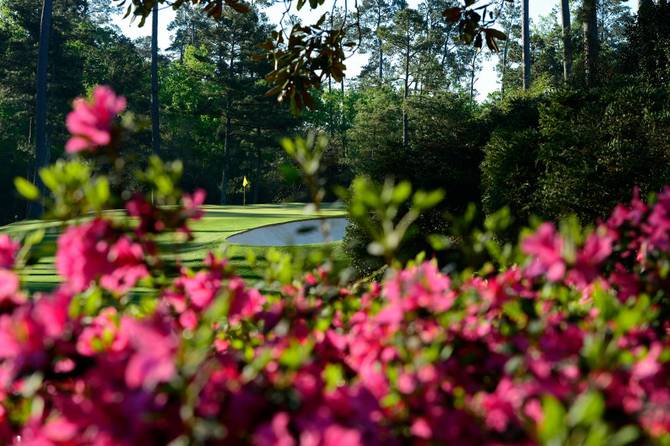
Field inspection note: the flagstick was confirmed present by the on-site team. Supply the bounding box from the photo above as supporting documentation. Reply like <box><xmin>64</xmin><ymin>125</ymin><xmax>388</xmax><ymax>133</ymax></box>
<box><xmin>243</xmin><ymin>186</ymin><xmax>246</xmax><ymax>206</ymax></box>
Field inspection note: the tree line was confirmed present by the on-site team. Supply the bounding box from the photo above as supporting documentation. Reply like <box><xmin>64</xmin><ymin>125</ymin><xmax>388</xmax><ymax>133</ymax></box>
<box><xmin>1</xmin><ymin>0</ymin><xmax>669</xmax><ymax>233</ymax></box>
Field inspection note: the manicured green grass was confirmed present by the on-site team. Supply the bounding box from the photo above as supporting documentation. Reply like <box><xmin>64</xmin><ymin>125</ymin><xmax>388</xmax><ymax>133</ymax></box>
<box><xmin>1</xmin><ymin>203</ymin><xmax>346</xmax><ymax>293</ymax></box>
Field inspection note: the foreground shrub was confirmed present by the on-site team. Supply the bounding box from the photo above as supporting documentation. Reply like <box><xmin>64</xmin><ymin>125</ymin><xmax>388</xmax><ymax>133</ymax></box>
<box><xmin>1</xmin><ymin>87</ymin><xmax>670</xmax><ymax>445</ymax></box>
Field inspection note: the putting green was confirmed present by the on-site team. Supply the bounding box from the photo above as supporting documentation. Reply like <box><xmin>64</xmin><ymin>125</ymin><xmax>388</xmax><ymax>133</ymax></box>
<box><xmin>1</xmin><ymin>203</ymin><xmax>347</xmax><ymax>293</ymax></box>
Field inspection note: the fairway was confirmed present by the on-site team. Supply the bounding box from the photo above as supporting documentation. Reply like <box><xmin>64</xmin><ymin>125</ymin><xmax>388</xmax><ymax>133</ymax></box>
<box><xmin>1</xmin><ymin>203</ymin><xmax>346</xmax><ymax>293</ymax></box>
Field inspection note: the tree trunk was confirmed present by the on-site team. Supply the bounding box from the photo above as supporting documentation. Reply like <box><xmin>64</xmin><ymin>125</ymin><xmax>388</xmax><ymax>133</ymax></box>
<box><xmin>501</xmin><ymin>37</ymin><xmax>509</xmax><ymax>97</ymax></box>
<box><xmin>402</xmin><ymin>26</ymin><xmax>410</xmax><ymax>148</ymax></box>
<box><xmin>441</xmin><ymin>38</ymin><xmax>449</xmax><ymax>70</ymax></box>
<box><xmin>151</xmin><ymin>2</ymin><xmax>161</xmax><ymax>155</ymax></box>
<box><xmin>219</xmin><ymin>101</ymin><xmax>233</xmax><ymax>205</ymax></box>
<box><xmin>582</xmin><ymin>0</ymin><xmax>599</xmax><ymax>85</ymax></box>
<box><xmin>340</xmin><ymin>79</ymin><xmax>347</xmax><ymax>157</ymax></box>
<box><xmin>560</xmin><ymin>0</ymin><xmax>573</xmax><ymax>82</ymax></box>
<box><xmin>253</xmin><ymin>128</ymin><xmax>261</xmax><ymax>204</ymax></box>
<box><xmin>328</xmin><ymin>12</ymin><xmax>334</xmax><ymax>136</ymax></box>
<box><xmin>219</xmin><ymin>162</ymin><xmax>228</xmax><ymax>205</ymax></box>
<box><xmin>30</xmin><ymin>0</ymin><xmax>53</xmax><ymax>218</ymax></box>
<box><xmin>522</xmin><ymin>0</ymin><xmax>531</xmax><ymax>90</ymax></box>
<box><xmin>377</xmin><ymin>6</ymin><xmax>383</xmax><ymax>81</ymax></box>
<box><xmin>220</xmin><ymin>42</ymin><xmax>236</xmax><ymax>205</ymax></box>
<box><xmin>220</xmin><ymin>110</ymin><xmax>232</xmax><ymax>205</ymax></box>
<box><xmin>469</xmin><ymin>51</ymin><xmax>477</xmax><ymax>101</ymax></box>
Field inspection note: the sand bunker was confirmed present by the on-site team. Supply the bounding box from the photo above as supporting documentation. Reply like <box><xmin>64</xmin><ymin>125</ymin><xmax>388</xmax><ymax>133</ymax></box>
<box><xmin>226</xmin><ymin>217</ymin><xmax>348</xmax><ymax>247</ymax></box>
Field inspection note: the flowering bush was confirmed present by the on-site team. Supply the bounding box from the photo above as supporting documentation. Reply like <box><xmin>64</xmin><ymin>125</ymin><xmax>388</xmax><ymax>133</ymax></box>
<box><xmin>1</xmin><ymin>87</ymin><xmax>670</xmax><ymax>445</ymax></box>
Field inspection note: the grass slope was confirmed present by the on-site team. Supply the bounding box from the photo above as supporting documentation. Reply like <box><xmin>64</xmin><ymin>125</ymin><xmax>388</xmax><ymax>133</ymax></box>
<box><xmin>1</xmin><ymin>203</ymin><xmax>346</xmax><ymax>293</ymax></box>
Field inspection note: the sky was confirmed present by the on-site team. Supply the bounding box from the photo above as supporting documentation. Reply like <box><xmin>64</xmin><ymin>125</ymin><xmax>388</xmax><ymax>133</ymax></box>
<box><xmin>111</xmin><ymin>0</ymin><xmax>638</xmax><ymax>100</ymax></box>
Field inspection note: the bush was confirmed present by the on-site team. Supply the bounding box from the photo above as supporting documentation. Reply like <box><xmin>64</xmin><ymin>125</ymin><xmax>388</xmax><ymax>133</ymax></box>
<box><xmin>481</xmin><ymin>93</ymin><xmax>543</xmax><ymax>225</ymax></box>
<box><xmin>537</xmin><ymin>84</ymin><xmax>670</xmax><ymax>221</ymax></box>
<box><xmin>345</xmin><ymin>92</ymin><xmax>486</xmax><ymax>275</ymax></box>
<box><xmin>481</xmin><ymin>83</ymin><xmax>670</xmax><ymax>225</ymax></box>
<box><xmin>3</xmin><ymin>86</ymin><xmax>670</xmax><ymax>445</ymax></box>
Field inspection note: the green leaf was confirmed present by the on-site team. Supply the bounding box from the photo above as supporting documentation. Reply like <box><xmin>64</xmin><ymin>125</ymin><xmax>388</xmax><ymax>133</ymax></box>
<box><xmin>85</xmin><ymin>177</ymin><xmax>111</xmax><ymax>209</ymax></box>
<box><xmin>539</xmin><ymin>395</ymin><xmax>567</xmax><ymax>445</ymax></box>
<box><xmin>428</xmin><ymin>234</ymin><xmax>452</xmax><ymax>251</ymax></box>
<box><xmin>323</xmin><ymin>363</ymin><xmax>345</xmax><ymax>390</ymax></box>
<box><xmin>95</xmin><ymin>178</ymin><xmax>111</xmax><ymax>205</ymax></box>
<box><xmin>568</xmin><ymin>391</ymin><xmax>605</xmax><ymax>426</ymax></box>
<box><xmin>14</xmin><ymin>177</ymin><xmax>40</xmax><ymax>201</ymax></box>
<box><xmin>39</xmin><ymin>168</ymin><xmax>59</xmax><ymax>191</ymax></box>
<box><xmin>279</xmin><ymin>341</ymin><xmax>313</xmax><ymax>369</ymax></box>
<box><xmin>24</xmin><ymin>228</ymin><xmax>45</xmax><ymax>247</ymax></box>
<box><xmin>412</xmin><ymin>189</ymin><xmax>445</xmax><ymax>210</ymax></box>
<box><xmin>392</xmin><ymin>181</ymin><xmax>412</xmax><ymax>204</ymax></box>
<box><xmin>609</xmin><ymin>426</ymin><xmax>639</xmax><ymax>446</ymax></box>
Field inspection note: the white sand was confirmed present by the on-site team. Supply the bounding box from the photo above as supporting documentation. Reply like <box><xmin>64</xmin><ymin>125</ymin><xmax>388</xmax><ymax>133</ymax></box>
<box><xmin>226</xmin><ymin>217</ymin><xmax>349</xmax><ymax>247</ymax></box>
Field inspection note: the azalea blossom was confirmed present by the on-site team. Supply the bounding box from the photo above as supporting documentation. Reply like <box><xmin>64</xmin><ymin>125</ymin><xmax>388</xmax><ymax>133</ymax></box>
<box><xmin>0</xmin><ymin>235</ymin><xmax>19</xmax><ymax>270</ymax></box>
<box><xmin>77</xmin><ymin>307</ymin><xmax>128</xmax><ymax>356</ymax></box>
<box><xmin>65</xmin><ymin>85</ymin><xmax>126</xmax><ymax>153</ymax></box>
<box><xmin>56</xmin><ymin>219</ymin><xmax>148</xmax><ymax>293</ymax></box>
<box><xmin>0</xmin><ymin>270</ymin><xmax>20</xmax><ymax>304</ymax></box>
<box><xmin>522</xmin><ymin>222</ymin><xmax>566</xmax><ymax>281</ymax></box>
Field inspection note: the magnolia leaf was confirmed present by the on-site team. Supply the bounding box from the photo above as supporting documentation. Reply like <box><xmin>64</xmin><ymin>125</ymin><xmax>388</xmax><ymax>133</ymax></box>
<box><xmin>443</xmin><ymin>7</ymin><xmax>461</xmax><ymax>22</ymax></box>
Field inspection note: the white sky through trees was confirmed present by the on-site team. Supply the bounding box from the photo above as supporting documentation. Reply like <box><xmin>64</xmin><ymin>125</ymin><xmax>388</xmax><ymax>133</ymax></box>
<box><xmin>112</xmin><ymin>0</ymin><xmax>638</xmax><ymax>100</ymax></box>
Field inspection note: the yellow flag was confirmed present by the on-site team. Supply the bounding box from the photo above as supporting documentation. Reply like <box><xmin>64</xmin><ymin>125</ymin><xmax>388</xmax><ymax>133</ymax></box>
<box><xmin>243</xmin><ymin>176</ymin><xmax>250</xmax><ymax>188</ymax></box>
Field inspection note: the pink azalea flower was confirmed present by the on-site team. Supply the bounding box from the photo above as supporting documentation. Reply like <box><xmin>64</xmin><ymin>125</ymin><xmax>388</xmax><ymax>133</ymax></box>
<box><xmin>567</xmin><ymin>229</ymin><xmax>614</xmax><ymax>288</ymax></box>
<box><xmin>182</xmin><ymin>188</ymin><xmax>206</xmax><ymax>221</ymax></box>
<box><xmin>0</xmin><ymin>235</ymin><xmax>19</xmax><ymax>269</ymax></box>
<box><xmin>32</xmin><ymin>288</ymin><xmax>71</xmax><ymax>338</ymax></box>
<box><xmin>125</xmin><ymin>347</ymin><xmax>176</xmax><ymax>389</ymax></box>
<box><xmin>56</xmin><ymin>219</ymin><xmax>148</xmax><ymax>293</ymax></box>
<box><xmin>65</xmin><ymin>85</ymin><xmax>126</xmax><ymax>153</ymax></box>
<box><xmin>378</xmin><ymin>262</ymin><xmax>454</xmax><ymax>326</ymax></box>
<box><xmin>607</xmin><ymin>187</ymin><xmax>647</xmax><ymax>229</ymax></box>
<box><xmin>632</xmin><ymin>343</ymin><xmax>662</xmax><ymax>381</ymax></box>
<box><xmin>15</xmin><ymin>416</ymin><xmax>79</xmax><ymax>445</ymax></box>
<box><xmin>0</xmin><ymin>315</ymin><xmax>23</xmax><ymax>360</ymax></box>
<box><xmin>609</xmin><ymin>263</ymin><xmax>639</xmax><ymax>301</ymax></box>
<box><xmin>122</xmin><ymin>316</ymin><xmax>177</xmax><ymax>389</ymax></box>
<box><xmin>481</xmin><ymin>393</ymin><xmax>515</xmax><ymax>432</ymax></box>
<box><xmin>178</xmin><ymin>309</ymin><xmax>198</xmax><ymax>330</ymax></box>
<box><xmin>524</xmin><ymin>399</ymin><xmax>543</xmax><ymax>423</ymax></box>
<box><xmin>311</xmin><ymin>424</ymin><xmax>363</xmax><ymax>446</ymax></box>
<box><xmin>539</xmin><ymin>324</ymin><xmax>584</xmax><ymax>362</ymax></box>
<box><xmin>77</xmin><ymin>308</ymin><xmax>128</xmax><ymax>356</ymax></box>
<box><xmin>228</xmin><ymin>278</ymin><xmax>265</xmax><ymax>323</ymax></box>
<box><xmin>254</xmin><ymin>412</ymin><xmax>296</xmax><ymax>446</ymax></box>
<box><xmin>56</xmin><ymin>219</ymin><xmax>114</xmax><ymax>292</ymax></box>
<box><xmin>410</xmin><ymin>417</ymin><xmax>432</xmax><ymax>439</ymax></box>
<box><xmin>0</xmin><ymin>270</ymin><xmax>21</xmax><ymax>305</ymax></box>
<box><xmin>99</xmin><ymin>236</ymin><xmax>149</xmax><ymax>293</ymax></box>
<box><xmin>125</xmin><ymin>193</ymin><xmax>166</xmax><ymax>235</ymax></box>
<box><xmin>0</xmin><ymin>308</ymin><xmax>48</xmax><ymax>372</ymax></box>
<box><xmin>522</xmin><ymin>223</ymin><xmax>566</xmax><ymax>281</ymax></box>
<box><xmin>396</xmin><ymin>372</ymin><xmax>416</xmax><ymax>394</ymax></box>
<box><xmin>182</xmin><ymin>270</ymin><xmax>221</xmax><ymax>309</ymax></box>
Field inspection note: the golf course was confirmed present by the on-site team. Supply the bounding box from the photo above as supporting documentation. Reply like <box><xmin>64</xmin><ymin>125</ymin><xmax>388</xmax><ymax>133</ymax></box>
<box><xmin>1</xmin><ymin>203</ymin><xmax>347</xmax><ymax>293</ymax></box>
